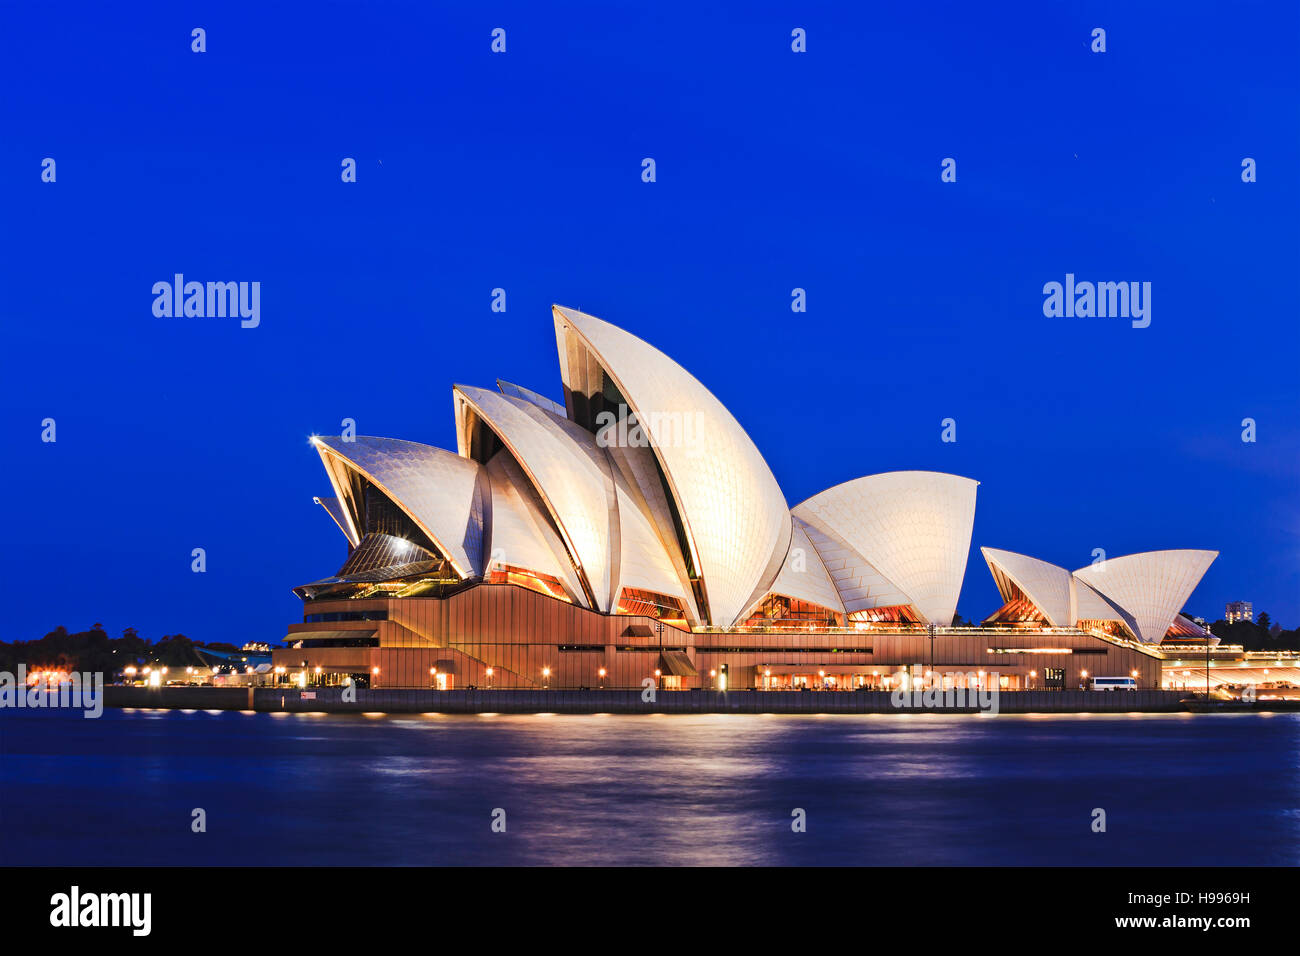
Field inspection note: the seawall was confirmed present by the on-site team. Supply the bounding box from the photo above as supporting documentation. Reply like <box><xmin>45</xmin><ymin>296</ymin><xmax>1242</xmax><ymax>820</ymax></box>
<box><xmin>103</xmin><ymin>685</ymin><xmax>1190</xmax><ymax>714</ymax></box>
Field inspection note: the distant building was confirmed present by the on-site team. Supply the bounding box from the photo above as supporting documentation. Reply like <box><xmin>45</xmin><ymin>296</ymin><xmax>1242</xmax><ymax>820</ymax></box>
<box><xmin>1225</xmin><ymin>601</ymin><xmax>1253</xmax><ymax>623</ymax></box>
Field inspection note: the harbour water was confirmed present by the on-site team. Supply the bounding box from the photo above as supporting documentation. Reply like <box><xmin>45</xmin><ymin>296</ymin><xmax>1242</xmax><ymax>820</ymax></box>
<box><xmin>2</xmin><ymin>708</ymin><xmax>1296</xmax><ymax>866</ymax></box>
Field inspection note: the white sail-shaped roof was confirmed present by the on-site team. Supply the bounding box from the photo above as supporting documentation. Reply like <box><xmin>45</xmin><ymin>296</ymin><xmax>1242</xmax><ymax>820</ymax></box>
<box><xmin>602</xmin><ymin>440</ymin><xmax>702</xmax><ymax>624</ymax></box>
<box><xmin>800</xmin><ymin>520</ymin><xmax>914</xmax><ymax>613</ymax></box>
<box><xmin>455</xmin><ymin>385</ymin><xmax>617</xmax><ymax>610</ymax></box>
<box><xmin>752</xmin><ymin>518</ymin><xmax>845</xmax><ymax>617</ymax></box>
<box><xmin>553</xmin><ymin>305</ymin><xmax>791</xmax><ymax>626</ymax></box>
<box><xmin>1072</xmin><ymin>576</ymin><xmax>1133</xmax><ymax>630</ymax></box>
<box><xmin>794</xmin><ymin>471</ymin><xmax>978</xmax><ymax>626</ymax></box>
<box><xmin>311</xmin><ymin>436</ymin><xmax>486</xmax><ymax>578</ymax></box>
<box><xmin>981</xmin><ymin>547</ymin><xmax>1073</xmax><ymax>626</ymax></box>
<box><xmin>483</xmin><ymin>451</ymin><xmax>587</xmax><ymax>604</ymax></box>
<box><xmin>611</xmin><ymin>475</ymin><xmax>691</xmax><ymax>609</ymax></box>
<box><xmin>1074</xmin><ymin>550</ymin><xmax>1218</xmax><ymax>643</ymax></box>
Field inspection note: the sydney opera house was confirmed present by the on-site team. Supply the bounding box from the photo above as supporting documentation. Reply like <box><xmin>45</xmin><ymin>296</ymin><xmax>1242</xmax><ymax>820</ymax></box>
<box><xmin>276</xmin><ymin>306</ymin><xmax>1217</xmax><ymax>692</ymax></box>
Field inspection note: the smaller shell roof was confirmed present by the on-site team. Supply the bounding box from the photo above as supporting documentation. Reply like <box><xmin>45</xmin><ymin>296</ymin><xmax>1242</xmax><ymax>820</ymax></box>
<box><xmin>312</xmin><ymin>436</ymin><xmax>486</xmax><ymax>578</ymax></box>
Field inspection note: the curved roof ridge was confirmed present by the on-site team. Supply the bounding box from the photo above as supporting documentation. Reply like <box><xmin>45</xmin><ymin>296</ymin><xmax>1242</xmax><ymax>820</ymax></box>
<box><xmin>792</xmin><ymin>469</ymin><xmax>979</xmax><ymax>512</ymax></box>
<box><xmin>496</xmin><ymin>378</ymin><xmax>567</xmax><ymax>418</ymax></box>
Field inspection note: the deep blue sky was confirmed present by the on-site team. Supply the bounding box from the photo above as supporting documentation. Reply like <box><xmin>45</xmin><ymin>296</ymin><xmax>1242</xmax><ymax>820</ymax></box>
<box><xmin>2</xmin><ymin>2</ymin><xmax>1297</xmax><ymax>644</ymax></box>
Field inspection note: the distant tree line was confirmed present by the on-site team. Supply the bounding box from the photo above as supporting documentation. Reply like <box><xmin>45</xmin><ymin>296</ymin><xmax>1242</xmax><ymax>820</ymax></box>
<box><xmin>1209</xmin><ymin>613</ymin><xmax>1299</xmax><ymax>651</ymax></box>
<box><xmin>0</xmin><ymin>625</ymin><xmax>246</xmax><ymax>675</ymax></box>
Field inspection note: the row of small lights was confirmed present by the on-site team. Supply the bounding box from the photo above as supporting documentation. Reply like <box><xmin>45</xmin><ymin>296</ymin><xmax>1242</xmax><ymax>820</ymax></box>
<box><xmin>273</xmin><ymin>665</ymin><xmax>1149</xmax><ymax>686</ymax></box>
<box><xmin>113</xmin><ymin>663</ymin><xmax>1150</xmax><ymax>683</ymax></box>
<box><xmin>360</xmin><ymin>665</ymin><xmax>1233</xmax><ymax>687</ymax></box>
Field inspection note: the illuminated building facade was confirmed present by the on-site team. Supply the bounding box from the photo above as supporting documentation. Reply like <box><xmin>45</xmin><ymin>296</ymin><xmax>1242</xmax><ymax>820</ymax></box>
<box><xmin>1225</xmin><ymin>601</ymin><xmax>1253</xmax><ymax>623</ymax></box>
<box><xmin>275</xmin><ymin>306</ymin><xmax>1216</xmax><ymax>692</ymax></box>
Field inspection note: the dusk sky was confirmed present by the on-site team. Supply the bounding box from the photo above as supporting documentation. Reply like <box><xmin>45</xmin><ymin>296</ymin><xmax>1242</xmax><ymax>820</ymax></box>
<box><xmin>3</xmin><ymin>2</ymin><xmax>1297</xmax><ymax>645</ymax></box>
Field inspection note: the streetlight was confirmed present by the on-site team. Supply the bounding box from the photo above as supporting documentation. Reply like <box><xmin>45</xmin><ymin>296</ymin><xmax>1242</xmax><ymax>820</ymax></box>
<box><xmin>927</xmin><ymin>622</ymin><xmax>938</xmax><ymax>688</ymax></box>
<box><xmin>542</xmin><ymin>666</ymin><xmax>550</xmax><ymax>689</ymax></box>
<box><xmin>653</xmin><ymin>618</ymin><xmax>665</xmax><ymax>689</ymax></box>
<box><xmin>598</xmin><ymin>667</ymin><xmax>606</xmax><ymax>690</ymax></box>
<box><xmin>1080</xmin><ymin>669</ymin><xmax>1088</xmax><ymax>691</ymax></box>
<box><xmin>485</xmin><ymin>666</ymin><xmax>494</xmax><ymax>690</ymax></box>
<box><xmin>654</xmin><ymin>667</ymin><xmax>662</xmax><ymax>690</ymax></box>
<box><xmin>1205</xmin><ymin>622</ymin><xmax>1212</xmax><ymax>698</ymax></box>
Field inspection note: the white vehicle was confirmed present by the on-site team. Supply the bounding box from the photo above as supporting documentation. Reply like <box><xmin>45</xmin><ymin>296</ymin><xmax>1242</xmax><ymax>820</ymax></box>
<box><xmin>1090</xmin><ymin>676</ymin><xmax>1137</xmax><ymax>691</ymax></box>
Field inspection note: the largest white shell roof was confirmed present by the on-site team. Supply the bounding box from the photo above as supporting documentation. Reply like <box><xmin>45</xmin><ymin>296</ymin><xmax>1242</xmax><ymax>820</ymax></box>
<box><xmin>553</xmin><ymin>305</ymin><xmax>792</xmax><ymax>627</ymax></box>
